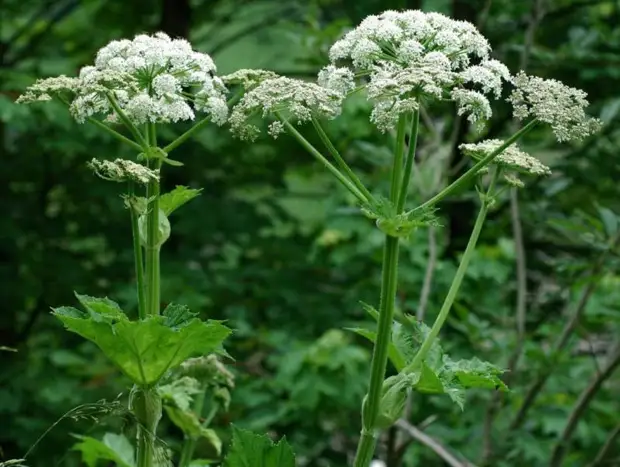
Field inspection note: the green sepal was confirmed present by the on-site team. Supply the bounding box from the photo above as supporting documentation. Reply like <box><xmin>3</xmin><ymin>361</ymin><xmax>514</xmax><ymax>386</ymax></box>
<box><xmin>53</xmin><ymin>297</ymin><xmax>231</xmax><ymax>386</ymax></box>
<box><xmin>159</xmin><ymin>186</ymin><xmax>203</xmax><ymax>216</ymax></box>
<box><xmin>374</xmin><ymin>373</ymin><xmax>417</xmax><ymax>429</ymax></box>
<box><xmin>72</xmin><ymin>433</ymin><xmax>135</xmax><ymax>467</ymax></box>
<box><xmin>223</xmin><ymin>426</ymin><xmax>295</xmax><ymax>467</ymax></box>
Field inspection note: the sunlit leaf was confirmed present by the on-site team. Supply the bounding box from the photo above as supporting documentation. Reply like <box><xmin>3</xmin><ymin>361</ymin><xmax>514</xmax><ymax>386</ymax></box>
<box><xmin>53</xmin><ymin>298</ymin><xmax>231</xmax><ymax>385</ymax></box>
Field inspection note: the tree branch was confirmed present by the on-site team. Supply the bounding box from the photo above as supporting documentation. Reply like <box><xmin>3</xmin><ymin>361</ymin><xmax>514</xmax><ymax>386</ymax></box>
<box><xmin>588</xmin><ymin>422</ymin><xmax>620</xmax><ymax>467</ymax></box>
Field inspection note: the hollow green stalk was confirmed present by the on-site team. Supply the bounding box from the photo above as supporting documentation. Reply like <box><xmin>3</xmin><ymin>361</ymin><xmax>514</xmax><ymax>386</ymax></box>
<box><xmin>311</xmin><ymin>117</ymin><xmax>375</xmax><ymax>203</ymax></box>
<box><xmin>136</xmin><ymin>122</ymin><xmax>163</xmax><ymax>467</ymax></box>
<box><xmin>106</xmin><ymin>93</ymin><xmax>149</xmax><ymax>149</ymax></box>
<box><xmin>405</xmin><ymin>169</ymin><xmax>500</xmax><ymax>372</ymax></box>
<box><xmin>396</xmin><ymin>109</ymin><xmax>420</xmax><ymax>212</ymax></box>
<box><xmin>412</xmin><ymin>120</ymin><xmax>538</xmax><ymax>214</ymax></box>
<box><xmin>144</xmin><ymin>122</ymin><xmax>161</xmax><ymax>317</ymax></box>
<box><xmin>279</xmin><ymin>117</ymin><xmax>369</xmax><ymax>204</ymax></box>
<box><xmin>128</xmin><ymin>182</ymin><xmax>146</xmax><ymax>320</ymax></box>
<box><xmin>353</xmin><ymin>115</ymin><xmax>409</xmax><ymax>467</ymax></box>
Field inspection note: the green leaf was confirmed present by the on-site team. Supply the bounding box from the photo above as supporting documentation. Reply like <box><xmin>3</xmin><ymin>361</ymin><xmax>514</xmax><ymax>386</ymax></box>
<box><xmin>74</xmin><ymin>293</ymin><xmax>124</xmax><ymax>322</ymax></box>
<box><xmin>163</xmin><ymin>303</ymin><xmax>198</xmax><ymax>329</ymax></box>
<box><xmin>223</xmin><ymin>426</ymin><xmax>295</xmax><ymax>467</ymax></box>
<box><xmin>159</xmin><ymin>376</ymin><xmax>201</xmax><ymax>411</ymax></box>
<box><xmin>159</xmin><ymin>186</ymin><xmax>202</xmax><ymax>216</ymax></box>
<box><xmin>441</xmin><ymin>356</ymin><xmax>508</xmax><ymax>391</ymax></box>
<box><xmin>72</xmin><ymin>433</ymin><xmax>135</xmax><ymax>467</ymax></box>
<box><xmin>53</xmin><ymin>299</ymin><xmax>231</xmax><ymax>385</ymax></box>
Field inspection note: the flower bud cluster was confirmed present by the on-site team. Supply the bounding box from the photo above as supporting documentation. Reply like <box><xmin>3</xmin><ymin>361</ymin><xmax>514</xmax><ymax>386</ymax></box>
<box><xmin>88</xmin><ymin>158</ymin><xmax>159</xmax><ymax>184</ymax></box>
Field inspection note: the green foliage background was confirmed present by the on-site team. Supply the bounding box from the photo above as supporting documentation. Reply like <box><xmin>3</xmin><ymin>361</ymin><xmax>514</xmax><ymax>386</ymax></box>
<box><xmin>1</xmin><ymin>0</ymin><xmax>620</xmax><ymax>466</ymax></box>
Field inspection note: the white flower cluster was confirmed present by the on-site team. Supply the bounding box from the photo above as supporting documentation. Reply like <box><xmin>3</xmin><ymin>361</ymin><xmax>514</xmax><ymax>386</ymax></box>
<box><xmin>508</xmin><ymin>72</ymin><xmax>601</xmax><ymax>142</ymax></box>
<box><xmin>322</xmin><ymin>10</ymin><xmax>512</xmax><ymax>130</ymax></box>
<box><xmin>229</xmin><ymin>74</ymin><xmax>346</xmax><ymax>140</ymax></box>
<box><xmin>460</xmin><ymin>139</ymin><xmax>551</xmax><ymax>177</ymax></box>
<box><xmin>18</xmin><ymin>32</ymin><xmax>228</xmax><ymax>126</ymax></box>
<box><xmin>88</xmin><ymin>158</ymin><xmax>160</xmax><ymax>184</ymax></box>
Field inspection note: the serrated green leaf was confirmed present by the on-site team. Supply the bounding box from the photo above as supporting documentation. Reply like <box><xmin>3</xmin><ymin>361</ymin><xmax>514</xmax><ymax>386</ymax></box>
<box><xmin>163</xmin><ymin>303</ymin><xmax>198</xmax><ymax>329</ymax></box>
<box><xmin>159</xmin><ymin>376</ymin><xmax>201</xmax><ymax>411</ymax></box>
<box><xmin>53</xmin><ymin>300</ymin><xmax>231</xmax><ymax>385</ymax></box>
<box><xmin>223</xmin><ymin>426</ymin><xmax>295</xmax><ymax>467</ymax></box>
<box><xmin>360</xmin><ymin>301</ymin><xmax>379</xmax><ymax>321</ymax></box>
<box><xmin>74</xmin><ymin>293</ymin><xmax>125</xmax><ymax>321</ymax></box>
<box><xmin>72</xmin><ymin>433</ymin><xmax>135</xmax><ymax>467</ymax></box>
<box><xmin>159</xmin><ymin>186</ymin><xmax>202</xmax><ymax>216</ymax></box>
<box><xmin>441</xmin><ymin>356</ymin><xmax>508</xmax><ymax>391</ymax></box>
<box><xmin>392</xmin><ymin>316</ymin><xmax>443</xmax><ymax>370</ymax></box>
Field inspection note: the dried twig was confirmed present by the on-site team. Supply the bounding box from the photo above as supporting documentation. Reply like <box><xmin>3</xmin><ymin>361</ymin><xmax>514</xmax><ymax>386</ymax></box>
<box><xmin>417</xmin><ymin>226</ymin><xmax>437</xmax><ymax>321</ymax></box>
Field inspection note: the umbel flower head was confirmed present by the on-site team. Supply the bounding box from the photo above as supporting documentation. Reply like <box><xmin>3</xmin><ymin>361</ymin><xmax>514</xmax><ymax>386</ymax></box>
<box><xmin>321</xmin><ymin>10</ymin><xmax>512</xmax><ymax>130</ymax></box>
<box><xmin>229</xmin><ymin>74</ymin><xmax>346</xmax><ymax>140</ymax></box>
<box><xmin>508</xmin><ymin>71</ymin><xmax>601</xmax><ymax>142</ymax></box>
<box><xmin>17</xmin><ymin>32</ymin><xmax>228</xmax><ymax>126</ymax></box>
<box><xmin>460</xmin><ymin>139</ymin><xmax>551</xmax><ymax>180</ymax></box>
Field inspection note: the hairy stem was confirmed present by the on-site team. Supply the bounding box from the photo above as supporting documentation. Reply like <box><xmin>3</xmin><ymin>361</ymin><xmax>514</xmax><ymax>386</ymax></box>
<box><xmin>133</xmin><ymin>387</ymin><xmax>162</xmax><ymax>467</ymax></box>
<box><xmin>406</xmin><ymin>170</ymin><xmax>498</xmax><ymax>372</ymax></box>
<box><xmin>129</xmin><ymin>183</ymin><xmax>146</xmax><ymax>320</ymax></box>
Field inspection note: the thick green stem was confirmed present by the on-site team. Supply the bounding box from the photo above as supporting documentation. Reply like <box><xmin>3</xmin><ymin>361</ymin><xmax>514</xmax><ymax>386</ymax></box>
<box><xmin>390</xmin><ymin>115</ymin><xmax>407</xmax><ymax>202</ymax></box>
<box><xmin>396</xmin><ymin>110</ymin><xmax>420</xmax><ymax>212</ymax></box>
<box><xmin>354</xmin><ymin>235</ymin><xmax>400</xmax><ymax>467</ymax></box>
<box><xmin>279</xmin><ymin>117</ymin><xmax>369</xmax><ymax>203</ymax></box>
<box><xmin>406</xmin><ymin>171</ymin><xmax>499</xmax><ymax>372</ymax></box>
<box><xmin>412</xmin><ymin>120</ymin><xmax>537</xmax><ymax>213</ymax></box>
<box><xmin>133</xmin><ymin>387</ymin><xmax>162</xmax><ymax>467</ymax></box>
<box><xmin>129</xmin><ymin>183</ymin><xmax>147</xmax><ymax>320</ymax></box>
<box><xmin>311</xmin><ymin>118</ymin><xmax>375</xmax><ymax>203</ymax></box>
<box><xmin>145</xmin><ymin>124</ymin><xmax>161</xmax><ymax>317</ymax></box>
<box><xmin>353</xmin><ymin>115</ymin><xmax>408</xmax><ymax>467</ymax></box>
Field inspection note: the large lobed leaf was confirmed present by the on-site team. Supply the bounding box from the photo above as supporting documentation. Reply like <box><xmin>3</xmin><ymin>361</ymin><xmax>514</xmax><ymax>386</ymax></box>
<box><xmin>53</xmin><ymin>296</ymin><xmax>231</xmax><ymax>386</ymax></box>
<box><xmin>223</xmin><ymin>426</ymin><xmax>295</xmax><ymax>467</ymax></box>
<box><xmin>72</xmin><ymin>433</ymin><xmax>135</xmax><ymax>467</ymax></box>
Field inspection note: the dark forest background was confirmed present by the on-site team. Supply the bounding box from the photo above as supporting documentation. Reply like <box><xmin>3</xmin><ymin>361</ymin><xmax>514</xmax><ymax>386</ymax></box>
<box><xmin>1</xmin><ymin>0</ymin><xmax>620</xmax><ymax>466</ymax></box>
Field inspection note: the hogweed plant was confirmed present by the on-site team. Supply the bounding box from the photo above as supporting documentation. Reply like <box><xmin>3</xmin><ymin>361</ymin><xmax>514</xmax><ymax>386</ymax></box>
<box><xmin>227</xmin><ymin>9</ymin><xmax>600</xmax><ymax>467</ymax></box>
<box><xmin>16</xmin><ymin>9</ymin><xmax>600</xmax><ymax>467</ymax></box>
<box><xmin>18</xmin><ymin>33</ymin><xmax>234</xmax><ymax>467</ymax></box>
